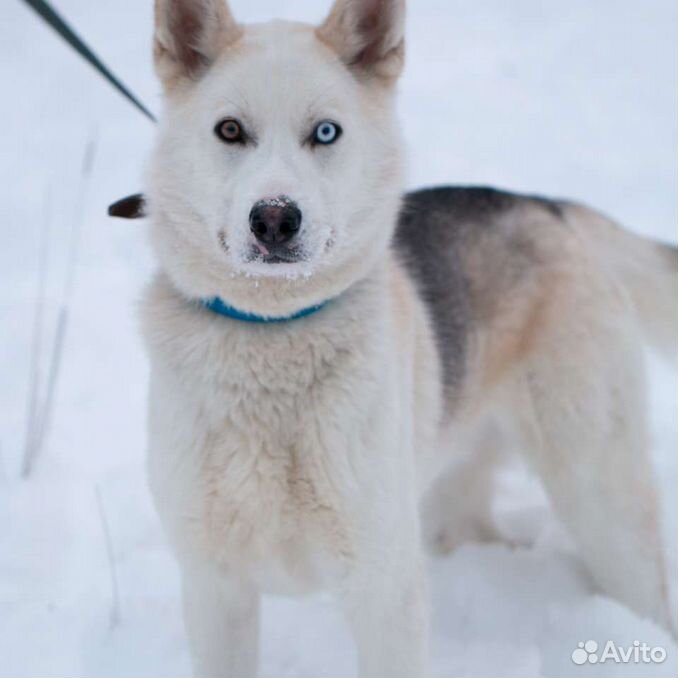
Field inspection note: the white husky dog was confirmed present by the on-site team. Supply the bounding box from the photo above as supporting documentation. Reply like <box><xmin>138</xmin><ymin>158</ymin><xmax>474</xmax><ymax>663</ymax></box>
<box><xmin>140</xmin><ymin>0</ymin><xmax>677</xmax><ymax>675</ymax></box>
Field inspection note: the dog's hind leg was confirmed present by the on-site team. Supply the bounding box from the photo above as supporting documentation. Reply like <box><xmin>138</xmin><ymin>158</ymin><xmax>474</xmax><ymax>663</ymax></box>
<box><xmin>511</xmin><ymin>298</ymin><xmax>672</xmax><ymax>629</ymax></box>
<box><xmin>181</xmin><ymin>563</ymin><xmax>259</xmax><ymax>678</ymax></box>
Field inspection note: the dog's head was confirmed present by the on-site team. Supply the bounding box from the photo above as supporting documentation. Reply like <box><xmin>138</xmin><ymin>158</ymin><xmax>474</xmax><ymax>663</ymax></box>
<box><xmin>148</xmin><ymin>0</ymin><xmax>406</xmax><ymax>314</ymax></box>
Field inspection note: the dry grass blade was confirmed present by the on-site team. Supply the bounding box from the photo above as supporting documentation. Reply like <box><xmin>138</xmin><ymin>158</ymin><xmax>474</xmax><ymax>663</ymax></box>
<box><xmin>95</xmin><ymin>484</ymin><xmax>121</xmax><ymax>629</ymax></box>
<box><xmin>21</xmin><ymin>188</ymin><xmax>52</xmax><ymax>478</ymax></box>
<box><xmin>24</xmin><ymin>135</ymin><xmax>98</xmax><ymax>477</ymax></box>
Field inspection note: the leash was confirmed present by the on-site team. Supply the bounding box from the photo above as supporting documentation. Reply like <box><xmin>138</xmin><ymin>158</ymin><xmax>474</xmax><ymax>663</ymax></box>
<box><xmin>20</xmin><ymin>0</ymin><xmax>156</xmax><ymax>123</ymax></box>
<box><xmin>19</xmin><ymin>0</ymin><xmax>154</xmax><ymax>217</ymax></box>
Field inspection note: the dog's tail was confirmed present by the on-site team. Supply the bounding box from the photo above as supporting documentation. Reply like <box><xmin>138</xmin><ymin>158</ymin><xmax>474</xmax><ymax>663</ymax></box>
<box><xmin>565</xmin><ymin>203</ymin><xmax>678</xmax><ymax>358</ymax></box>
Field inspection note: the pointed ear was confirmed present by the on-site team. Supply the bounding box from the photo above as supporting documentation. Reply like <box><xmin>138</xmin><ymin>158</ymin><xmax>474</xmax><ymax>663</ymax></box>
<box><xmin>154</xmin><ymin>0</ymin><xmax>241</xmax><ymax>89</ymax></box>
<box><xmin>316</xmin><ymin>0</ymin><xmax>406</xmax><ymax>82</ymax></box>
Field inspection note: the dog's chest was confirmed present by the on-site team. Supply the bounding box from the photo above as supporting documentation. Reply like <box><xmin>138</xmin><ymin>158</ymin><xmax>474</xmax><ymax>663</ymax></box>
<box><xmin>203</xmin><ymin>364</ymin><xmax>352</xmax><ymax>590</ymax></box>
<box><xmin>199</xmin><ymin>427</ymin><xmax>350</xmax><ymax>592</ymax></box>
<box><xmin>148</xmin><ymin>311</ymin><xmax>376</xmax><ymax>592</ymax></box>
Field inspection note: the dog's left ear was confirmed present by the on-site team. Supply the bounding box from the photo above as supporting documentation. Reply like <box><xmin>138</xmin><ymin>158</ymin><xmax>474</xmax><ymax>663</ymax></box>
<box><xmin>154</xmin><ymin>0</ymin><xmax>241</xmax><ymax>90</ymax></box>
<box><xmin>316</xmin><ymin>0</ymin><xmax>406</xmax><ymax>82</ymax></box>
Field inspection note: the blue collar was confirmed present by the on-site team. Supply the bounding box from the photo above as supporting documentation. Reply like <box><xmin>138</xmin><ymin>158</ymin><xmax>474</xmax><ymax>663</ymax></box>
<box><xmin>202</xmin><ymin>296</ymin><xmax>328</xmax><ymax>323</ymax></box>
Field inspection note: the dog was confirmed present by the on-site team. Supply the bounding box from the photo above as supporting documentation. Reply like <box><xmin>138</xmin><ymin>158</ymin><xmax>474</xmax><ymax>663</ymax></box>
<box><xmin>140</xmin><ymin>1</ymin><xmax>677</xmax><ymax>675</ymax></box>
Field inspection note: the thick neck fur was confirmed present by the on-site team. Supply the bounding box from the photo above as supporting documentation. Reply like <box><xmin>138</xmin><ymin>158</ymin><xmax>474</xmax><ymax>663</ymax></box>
<box><xmin>141</xmin><ymin>258</ymin><xmax>394</xmax><ymax>401</ymax></box>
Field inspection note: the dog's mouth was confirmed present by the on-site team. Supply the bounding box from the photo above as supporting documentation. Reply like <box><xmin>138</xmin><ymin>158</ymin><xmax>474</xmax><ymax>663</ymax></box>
<box><xmin>262</xmin><ymin>254</ymin><xmax>294</xmax><ymax>264</ymax></box>
<box><xmin>246</xmin><ymin>243</ymin><xmax>305</xmax><ymax>265</ymax></box>
<box><xmin>219</xmin><ymin>229</ymin><xmax>335</xmax><ymax>278</ymax></box>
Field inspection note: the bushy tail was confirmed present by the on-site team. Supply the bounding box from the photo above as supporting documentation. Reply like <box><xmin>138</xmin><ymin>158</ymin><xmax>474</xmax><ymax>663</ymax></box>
<box><xmin>565</xmin><ymin>203</ymin><xmax>678</xmax><ymax>358</ymax></box>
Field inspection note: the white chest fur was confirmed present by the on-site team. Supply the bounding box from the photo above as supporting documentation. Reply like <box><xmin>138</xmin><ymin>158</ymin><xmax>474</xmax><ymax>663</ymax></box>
<box><xmin>141</xmin><ymin>271</ymin><xmax>414</xmax><ymax>594</ymax></box>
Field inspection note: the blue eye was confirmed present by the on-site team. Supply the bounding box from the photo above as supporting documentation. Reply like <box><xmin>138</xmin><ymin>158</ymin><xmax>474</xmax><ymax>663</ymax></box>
<box><xmin>313</xmin><ymin>121</ymin><xmax>342</xmax><ymax>145</ymax></box>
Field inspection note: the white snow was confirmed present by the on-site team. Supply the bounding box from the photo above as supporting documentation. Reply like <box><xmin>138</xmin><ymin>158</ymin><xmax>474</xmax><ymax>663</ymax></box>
<box><xmin>1</xmin><ymin>0</ymin><xmax>676</xmax><ymax>676</ymax></box>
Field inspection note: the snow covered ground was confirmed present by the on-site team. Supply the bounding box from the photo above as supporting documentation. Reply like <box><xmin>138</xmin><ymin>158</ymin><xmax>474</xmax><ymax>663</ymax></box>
<box><xmin>1</xmin><ymin>0</ymin><xmax>676</xmax><ymax>676</ymax></box>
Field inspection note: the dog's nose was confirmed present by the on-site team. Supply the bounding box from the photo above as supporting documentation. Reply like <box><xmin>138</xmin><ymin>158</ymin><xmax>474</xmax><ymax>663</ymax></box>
<box><xmin>249</xmin><ymin>198</ymin><xmax>302</xmax><ymax>245</ymax></box>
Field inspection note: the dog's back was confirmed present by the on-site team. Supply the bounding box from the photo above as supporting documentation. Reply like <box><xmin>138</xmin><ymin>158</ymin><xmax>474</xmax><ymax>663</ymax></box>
<box><xmin>396</xmin><ymin>186</ymin><xmax>677</xmax><ymax>413</ymax></box>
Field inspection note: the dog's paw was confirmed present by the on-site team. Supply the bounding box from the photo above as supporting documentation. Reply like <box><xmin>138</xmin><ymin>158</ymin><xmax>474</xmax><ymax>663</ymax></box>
<box><xmin>424</xmin><ymin>514</ymin><xmax>504</xmax><ymax>556</ymax></box>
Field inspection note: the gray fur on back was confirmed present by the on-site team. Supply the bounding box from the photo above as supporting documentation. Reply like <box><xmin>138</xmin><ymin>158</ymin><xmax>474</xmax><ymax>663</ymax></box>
<box><xmin>394</xmin><ymin>186</ymin><xmax>564</xmax><ymax>405</ymax></box>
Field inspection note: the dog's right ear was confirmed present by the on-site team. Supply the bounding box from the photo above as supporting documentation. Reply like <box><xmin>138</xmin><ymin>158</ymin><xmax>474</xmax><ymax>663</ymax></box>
<box><xmin>154</xmin><ymin>0</ymin><xmax>241</xmax><ymax>90</ymax></box>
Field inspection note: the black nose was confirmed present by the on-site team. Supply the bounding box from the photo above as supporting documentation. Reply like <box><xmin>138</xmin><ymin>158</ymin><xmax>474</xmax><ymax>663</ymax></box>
<box><xmin>249</xmin><ymin>198</ymin><xmax>302</xmax><ymax>245</ymax></box>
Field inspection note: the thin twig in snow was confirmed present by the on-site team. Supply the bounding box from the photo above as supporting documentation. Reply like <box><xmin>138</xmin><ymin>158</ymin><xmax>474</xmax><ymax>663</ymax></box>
<box><xmin>29</xmin><ymin>133</ymin><xmax>98</xmax><ymax>470</ymax></box>
<box><xmin>31</xmin><ymin>305</ymin><xmax>68</xmax><ymax>465</ymax></box>
<box><xmin>64</xmin><ymin>133</ymin><xmax>97</xmax><ymax>303</ymax></box>
<box><xmin>95</xmin><ymin>484</ymin><xmax>121</xmax><ymax>629</ymax></box>
<box><xmin>22</xmin><ymin>188</ymin><xmax>52</xmax><ymax>478</ymax></box>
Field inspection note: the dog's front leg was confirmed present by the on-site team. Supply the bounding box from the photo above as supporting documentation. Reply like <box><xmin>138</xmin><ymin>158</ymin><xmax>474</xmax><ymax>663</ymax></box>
<box><xmin>343</xmin><ymin>544</ymin><xmax>430</xmax><ymax>678</ymax></box>
<box><xmin>181</xmin><ymin>562</ymin><xmax>259</xmax><ymax>678</ymax></box>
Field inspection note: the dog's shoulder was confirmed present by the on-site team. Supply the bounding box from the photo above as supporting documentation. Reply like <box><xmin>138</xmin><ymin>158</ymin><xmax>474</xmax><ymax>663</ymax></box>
<box><xmin>393</xmin><ymin>186</ymin><xmax>568</xmax><ymax>403</ymax></box>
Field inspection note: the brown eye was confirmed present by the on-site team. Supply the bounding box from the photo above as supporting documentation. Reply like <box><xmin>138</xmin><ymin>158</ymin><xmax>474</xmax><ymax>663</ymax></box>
<box><xmin>215</xmin><ymin>118</ymin><xmax>245</xmax><ymax>144</ymax></box>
